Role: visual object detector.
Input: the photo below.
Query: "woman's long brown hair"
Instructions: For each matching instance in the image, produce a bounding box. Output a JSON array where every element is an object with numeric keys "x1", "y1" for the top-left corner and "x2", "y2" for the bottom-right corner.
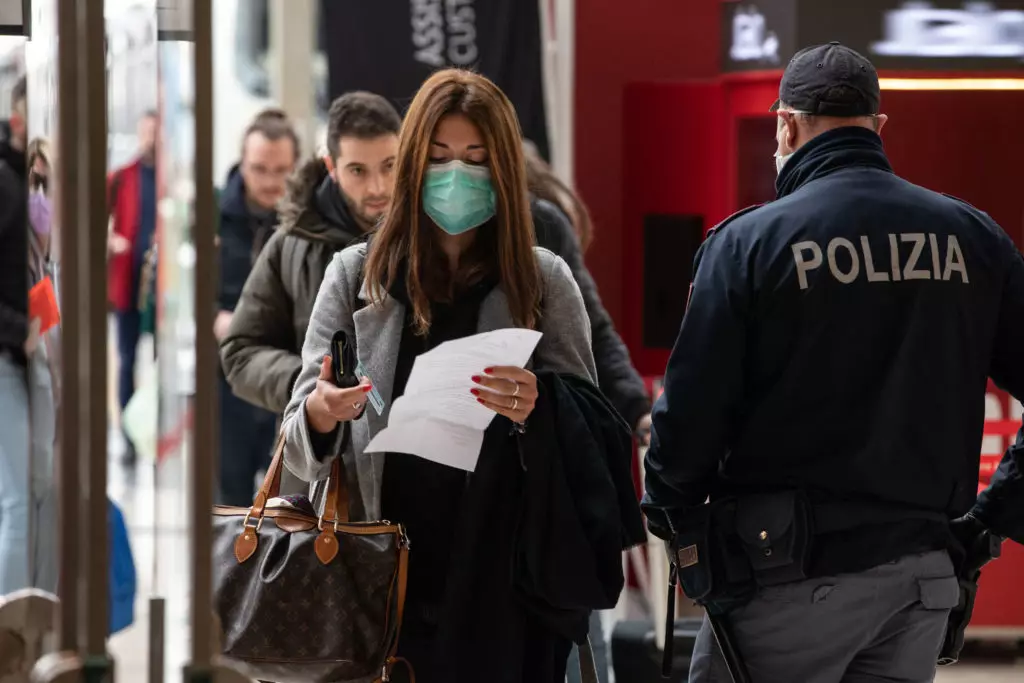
[{"x1": 364, "y1": 69, "x2": 541, "y2": 335}]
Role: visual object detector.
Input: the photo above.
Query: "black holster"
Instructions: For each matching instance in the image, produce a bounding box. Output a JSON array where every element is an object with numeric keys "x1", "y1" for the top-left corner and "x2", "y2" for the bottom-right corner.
[
  {"x1": 938, "y1": 518, "x2": 1002, "y2": 665},
  {"x1": 664, "y1": 490, "x2": 814, "y2": 611}
]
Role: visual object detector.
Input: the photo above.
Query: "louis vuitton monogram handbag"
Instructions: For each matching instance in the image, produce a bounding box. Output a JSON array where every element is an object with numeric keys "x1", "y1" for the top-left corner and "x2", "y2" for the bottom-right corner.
[{"x1": 212, "y1": 436, "x2": 410, "y2": 683}]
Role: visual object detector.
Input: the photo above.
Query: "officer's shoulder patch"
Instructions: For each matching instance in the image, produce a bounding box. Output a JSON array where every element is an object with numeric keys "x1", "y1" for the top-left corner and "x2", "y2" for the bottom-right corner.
[{"x1": 705, "y1": 204, "x2": 765, "y2": 239}]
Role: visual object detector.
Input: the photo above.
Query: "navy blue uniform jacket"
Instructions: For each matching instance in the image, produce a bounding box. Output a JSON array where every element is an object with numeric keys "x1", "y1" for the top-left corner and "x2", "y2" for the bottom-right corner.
[{"x1": 644, "y1": 127, "x2": 1024, "y2": 574}]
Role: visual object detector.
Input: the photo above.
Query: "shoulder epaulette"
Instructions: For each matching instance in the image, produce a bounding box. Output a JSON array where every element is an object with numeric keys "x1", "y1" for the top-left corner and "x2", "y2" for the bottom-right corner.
[
  {"x1": 705, "y1": 203, "x2": 765, "y2": 239},
  {"x1": 940, "y1": 193, "x2": 983, "y2": 213},
  {"x1": 942, "y1": 193, "x2": 991, "y2": 218}
]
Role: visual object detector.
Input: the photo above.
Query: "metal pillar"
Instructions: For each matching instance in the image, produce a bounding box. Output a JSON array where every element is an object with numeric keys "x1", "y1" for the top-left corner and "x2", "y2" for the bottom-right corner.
[
  {"x1": 268, "y1": 0, "x2": 317, "y2": 157},
  {"x1": 54, "y1": 0, "x2": 81, "y2": 655},
  {"x1": 554, "y1": 0, "x2": 575, "y2": 185},
  {"x1": 539, "y1": 0, "x2": 576, "y2": 186},
  {"x1": 190, "y1": 0, "x2": 215, "y2": 674},
  {"x1": 33, "y1": 0, "x2": 110, "y2": 680},
  {"x1": 80, "y1": 3, "x2": 111, "y2": 675}
]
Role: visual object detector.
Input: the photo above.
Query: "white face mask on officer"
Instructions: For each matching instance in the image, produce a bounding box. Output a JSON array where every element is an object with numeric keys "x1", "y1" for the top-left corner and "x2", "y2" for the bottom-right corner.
[{"x1": 774, "y1": 150, "x2": 793, "y2": 175}]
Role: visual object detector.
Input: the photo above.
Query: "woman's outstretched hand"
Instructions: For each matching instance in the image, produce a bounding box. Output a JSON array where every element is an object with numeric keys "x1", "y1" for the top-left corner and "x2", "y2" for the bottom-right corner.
[
  {"x1": 306, "y1": 356, "x2": 372, "y2": 434},
  {"x1": 471, "y1": 366, "x2": 538, "y2": 424}
]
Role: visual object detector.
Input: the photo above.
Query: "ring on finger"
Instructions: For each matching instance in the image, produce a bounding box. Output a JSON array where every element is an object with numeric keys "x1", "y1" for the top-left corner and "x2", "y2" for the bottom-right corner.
[
  {"x1": 512, "y1": 382, "x2": 521, "y2": 398},
  {"x1": 511, "y1": 397, "x2": 519, "y2": 411},
  {"x1": 351, "y1": 402, "x2": 363, "y2": 411}
]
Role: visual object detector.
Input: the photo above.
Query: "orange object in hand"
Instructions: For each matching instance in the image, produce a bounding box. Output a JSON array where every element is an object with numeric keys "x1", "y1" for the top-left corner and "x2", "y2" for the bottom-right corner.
[{"x1": 28, "y1": 277, "x2": 60, "y2": 334}]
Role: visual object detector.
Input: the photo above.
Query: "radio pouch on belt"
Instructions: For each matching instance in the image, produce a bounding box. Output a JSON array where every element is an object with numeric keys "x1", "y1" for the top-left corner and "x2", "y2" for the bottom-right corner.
[
  {"x1": 665, "y1": 501, "x2": 753, "y2": 608},
  {"x1": 734, "y1": 491, "x2": 813, "y2": 587},
  {"x1": 673, "y1": 503, "x2": 715, "y2": 601}
]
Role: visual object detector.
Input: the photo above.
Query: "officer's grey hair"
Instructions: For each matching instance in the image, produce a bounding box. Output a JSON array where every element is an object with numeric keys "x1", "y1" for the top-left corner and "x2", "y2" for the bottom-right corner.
[{"x1": 778, "y1": 101, "x2": 880, "y2": 133}]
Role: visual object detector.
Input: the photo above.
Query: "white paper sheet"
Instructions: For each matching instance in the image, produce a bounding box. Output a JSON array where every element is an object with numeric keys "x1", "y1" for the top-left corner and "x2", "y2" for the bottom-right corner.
[{"x1": 364, "y1": 329, "x2": 542, "y2": 471}]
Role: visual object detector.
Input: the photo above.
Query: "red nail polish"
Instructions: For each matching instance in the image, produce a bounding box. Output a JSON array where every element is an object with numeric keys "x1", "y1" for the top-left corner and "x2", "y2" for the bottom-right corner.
[
  {"x1": 476, "y1": 398, "x2": 485, "y2": 404},
  {"x1": 363, "y1": 385, "x2": 373, "y2": 393},
  {"x1": 471, "y1": 376, "x2": 481, "y2": 383},
  {"x1": 484, "y1": 368, "x2": 494, "y2": 375},
  {"x1": 470, "y1": 388, "x2": 480, "y2": 396}
]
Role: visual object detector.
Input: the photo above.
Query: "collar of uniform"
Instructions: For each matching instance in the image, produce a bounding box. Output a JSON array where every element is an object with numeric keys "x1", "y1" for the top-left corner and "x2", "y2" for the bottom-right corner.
[{"x1": 775, "y1": 126, "x2": 892, "y2": 200}]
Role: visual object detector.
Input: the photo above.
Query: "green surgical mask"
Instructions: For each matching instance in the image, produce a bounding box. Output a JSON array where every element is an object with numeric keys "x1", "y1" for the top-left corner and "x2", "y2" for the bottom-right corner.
[{"x1": 422, "y1": 160, "x2": 497, "y2": 235}]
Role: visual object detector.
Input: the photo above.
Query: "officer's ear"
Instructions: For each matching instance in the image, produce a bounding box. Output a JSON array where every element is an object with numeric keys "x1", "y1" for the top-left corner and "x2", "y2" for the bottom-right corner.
[
  {"x1": 776, "y1": 111, "x2": 798, "y2": 152},
  {"x1": 873, "y1": 114, "x2": 889, "y2": 135}
]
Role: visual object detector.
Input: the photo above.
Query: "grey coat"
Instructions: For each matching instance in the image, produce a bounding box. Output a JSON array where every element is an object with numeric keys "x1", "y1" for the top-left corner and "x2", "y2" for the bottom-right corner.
[{"x1": 281, "y1": 242, "x2": 598, "y2": 521}]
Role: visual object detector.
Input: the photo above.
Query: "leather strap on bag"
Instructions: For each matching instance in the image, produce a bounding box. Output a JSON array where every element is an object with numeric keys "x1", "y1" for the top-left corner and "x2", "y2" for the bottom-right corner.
[
  {"x1": 376, "y1": 539, "x2": 411, "y2": 682},
  {"x1": 249, "y1": 434, "x2": 287, "y2": 517},
  {"x1": 248, "y1": 431, "x2": 351, "y2": 522},
  {"x1": 314, "y1": 457, "x2": 354, "y2": 564},
  {"x1": 577, "y1": 637, "x2": 599, "y2": 683},
  {"x1": 320, "y1": 456, "x2": 351, "y2": 525},
  {"x1": 239, "y1": 431, "x2": 355, "y2": 565}
]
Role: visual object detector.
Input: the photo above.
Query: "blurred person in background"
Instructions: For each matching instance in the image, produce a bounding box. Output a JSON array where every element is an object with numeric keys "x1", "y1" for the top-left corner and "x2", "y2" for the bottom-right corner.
[
  {"x1": 524, "y1": 142, "x2": 652, "y2": 440},
  {"x1": 107, "y1": 110, "x2": 159, "y2": 467},
  {"x1": 523, "y1": 139, "x2": 592, "y2": 251},
  {"x1": 25, "y1": 136, "x2": 58, "y2": 591},
  {"x1": 215, "y1": 109, "x2": 299, "y2": 506},
  {"x1": 0, "y1": 77, "x2": 27, "y2": 181},
  {"x1": 0, "y1": 78, "x2": 30, "y2": 594},
  {"x1": 524, "y1": 143, "x2": 650, "y2": 683},
  {"x1": 220, "y1": 92, "x2": 401, "y2": 436}
]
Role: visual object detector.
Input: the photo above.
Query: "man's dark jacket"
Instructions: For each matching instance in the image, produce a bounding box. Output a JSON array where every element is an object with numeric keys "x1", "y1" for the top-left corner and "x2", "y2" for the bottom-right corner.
[
  {"x1": 217, "y1": 165, "x2": 278, "y2": 312},
  {"x1": 221, "y1": 158, "x2": 363, "y2": 414},
  {"x1": 435, "y1": 372, "x2": 645, "y2": 682},
  {"x1": 533, "y1": 200, "x2": 651, "y2": 430},
  {"x1": 0, "y1": 159, "x2": 27, "y2": 361},
  {"x1": 645, "y1": 127, "x2": 1024, "y2": 579}
]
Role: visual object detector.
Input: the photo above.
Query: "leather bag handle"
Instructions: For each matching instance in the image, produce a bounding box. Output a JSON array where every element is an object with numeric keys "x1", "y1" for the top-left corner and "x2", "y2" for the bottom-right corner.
[
  {"x1": 247, "y1": 428, "x2": 350, "y2": 524},
  {"x1": 321, "y1": 456, "x2": 351, "y2": 525}
]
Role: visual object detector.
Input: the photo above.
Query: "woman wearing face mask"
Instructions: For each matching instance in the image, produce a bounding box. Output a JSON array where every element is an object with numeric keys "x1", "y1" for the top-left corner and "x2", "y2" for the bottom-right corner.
[
  {"x1": 281, "y1": 70, "x2": 642, "y2": 683},
  {"x1": 27, "y1": 138, "x2": 59, "y2": 590}
]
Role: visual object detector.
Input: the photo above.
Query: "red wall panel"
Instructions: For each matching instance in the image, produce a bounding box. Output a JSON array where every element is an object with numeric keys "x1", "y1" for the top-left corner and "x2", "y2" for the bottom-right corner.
[
  {"x1": 622, "y1": 82, "x2": 729, "y2": 374},
  {"x1": 880, "y1": 90, "x2": 1024, "y2": 249},
  {"x1": 574, "y1": 0, "x2": 721, "y2": 332}
]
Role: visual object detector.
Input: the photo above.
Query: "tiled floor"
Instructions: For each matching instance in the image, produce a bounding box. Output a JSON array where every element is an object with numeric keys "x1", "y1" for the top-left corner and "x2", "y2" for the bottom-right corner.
[
  {"x1": 107, "y1": 441, "x2": 192, "y2": 682},
  {"x1": 936, "y1": 663, "x2": 1024, "y2": 682}
]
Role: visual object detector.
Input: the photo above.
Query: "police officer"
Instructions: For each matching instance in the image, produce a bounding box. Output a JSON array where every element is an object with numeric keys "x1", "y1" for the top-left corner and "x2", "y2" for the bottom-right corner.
[{"x1": 643, "y1": 42, "x2": 1024, "y2": 682}]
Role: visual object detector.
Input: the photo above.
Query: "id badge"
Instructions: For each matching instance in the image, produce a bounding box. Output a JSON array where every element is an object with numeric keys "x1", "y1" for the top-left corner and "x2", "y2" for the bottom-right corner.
[{"x1": 355, "y1": 361, "x2": 385, "y2": 416}]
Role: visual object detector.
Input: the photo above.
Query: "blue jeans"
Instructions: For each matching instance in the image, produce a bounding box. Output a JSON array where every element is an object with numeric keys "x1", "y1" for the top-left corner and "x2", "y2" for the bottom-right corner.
[
  {"x1": 0, "y1": 352, "x2": 31, "y2": 594},
  {"x1": 28, "y1": 347, "x2": 57, "y2": 591}
]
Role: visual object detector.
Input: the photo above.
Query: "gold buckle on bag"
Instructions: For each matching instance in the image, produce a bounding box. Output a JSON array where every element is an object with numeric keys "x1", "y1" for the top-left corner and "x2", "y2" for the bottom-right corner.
[
  {"x1": 317, "y1": 514, "x2": 340, "y2": 533},
  {"x1": 241, "y1": 512, "x2": 264, "y2": 533}
]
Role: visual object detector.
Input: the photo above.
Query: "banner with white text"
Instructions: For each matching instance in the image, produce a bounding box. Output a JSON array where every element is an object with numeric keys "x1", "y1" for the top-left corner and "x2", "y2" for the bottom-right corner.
[{"x1": 322, "y1": 0, "x2": 549, "y2": 160}]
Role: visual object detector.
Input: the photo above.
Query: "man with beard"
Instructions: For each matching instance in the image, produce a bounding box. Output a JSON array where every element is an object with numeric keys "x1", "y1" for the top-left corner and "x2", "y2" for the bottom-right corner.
[
  {"x1": 220, "y1": 93, "x2": 400, "y2": 448},
  {"x1": 215, "y1": 109, "x2": 299, "y2": 506}
]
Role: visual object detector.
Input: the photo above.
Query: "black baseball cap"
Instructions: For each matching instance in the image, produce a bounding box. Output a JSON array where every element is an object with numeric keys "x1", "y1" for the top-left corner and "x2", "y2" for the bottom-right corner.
[{"x1": 770, "y1": 42, "x2": 880, "y2": 117}]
